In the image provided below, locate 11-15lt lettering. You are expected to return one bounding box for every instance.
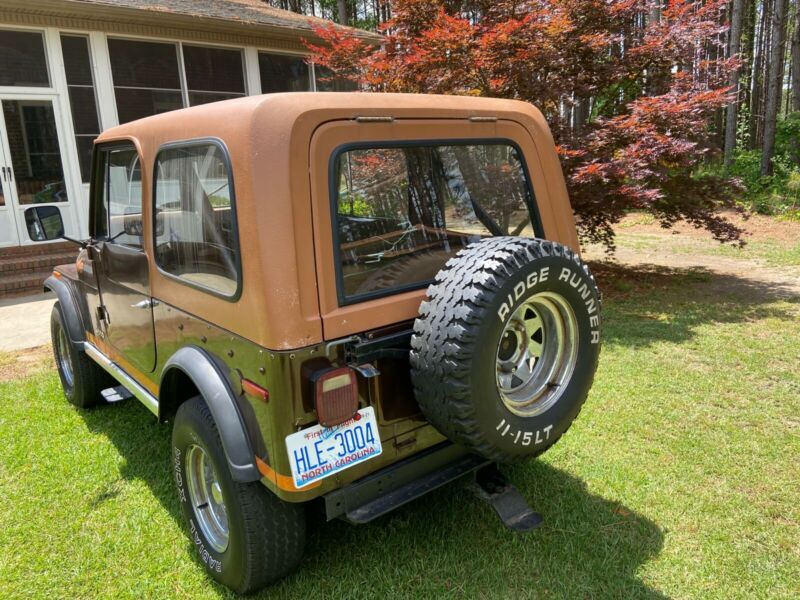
[496,419,553,446]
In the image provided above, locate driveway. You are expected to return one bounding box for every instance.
[0,293,56,351]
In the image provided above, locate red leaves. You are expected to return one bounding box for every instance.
[306,0,743,247]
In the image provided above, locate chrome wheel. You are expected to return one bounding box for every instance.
[56,324,74,388]
[495,292,579,417]
[185,444,229,552]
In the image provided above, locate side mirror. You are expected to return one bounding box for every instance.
[123,210,164,237]
[24,206,64,242]
[123,212,144,237]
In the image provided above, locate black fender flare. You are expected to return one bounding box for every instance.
[161,346,260,483]
[43,275,86,345]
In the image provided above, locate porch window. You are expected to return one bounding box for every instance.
[107,38,183,124]
[258,52,311,93]
[0,30,49,87]
[60,35,101,182]
[1,100,68,204]
[183,45,246,106]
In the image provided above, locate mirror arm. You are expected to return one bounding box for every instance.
[61,235,94,249]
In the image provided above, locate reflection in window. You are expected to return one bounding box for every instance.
[314,65,358,92]
[60,35,101,182]
[1,100,68,205]
[258,53,310,93]
[103,147,143,248]
[0,30,49,87]
[183,45,246,106]
[108,38,183,123]
[154,144,239,296]
[334,144,535,300]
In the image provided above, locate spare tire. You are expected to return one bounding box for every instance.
[410,237,601,463]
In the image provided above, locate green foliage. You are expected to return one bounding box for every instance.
[339,193,373,216]
[726,113,800,218]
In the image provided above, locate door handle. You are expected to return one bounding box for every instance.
[131,298,159,309]
[1,167,6,182]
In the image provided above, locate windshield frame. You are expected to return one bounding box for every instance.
[329,137,544,306]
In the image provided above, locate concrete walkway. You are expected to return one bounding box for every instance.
[0,293,55,352]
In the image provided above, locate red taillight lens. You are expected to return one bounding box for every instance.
[314,367,359,427]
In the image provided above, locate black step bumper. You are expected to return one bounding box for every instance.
[324,442,489,523]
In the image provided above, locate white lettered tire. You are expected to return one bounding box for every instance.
[172,396,305,593]
[410,238,601,462]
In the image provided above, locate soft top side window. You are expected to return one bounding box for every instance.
[91,143,144,249]
[153,139,240,299]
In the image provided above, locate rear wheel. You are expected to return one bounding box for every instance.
[51,303,113,408]
[172,396,305,593]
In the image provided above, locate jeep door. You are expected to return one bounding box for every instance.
[90,142,156,373]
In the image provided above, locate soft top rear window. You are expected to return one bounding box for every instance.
[332,140,541,304]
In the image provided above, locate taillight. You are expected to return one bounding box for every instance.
[314,367,359,427]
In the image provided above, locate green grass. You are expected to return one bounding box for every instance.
[1,264,799,599]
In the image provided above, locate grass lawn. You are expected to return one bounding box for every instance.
[1,262,798,599]
[612,231,800,269]
[612,211,800,268]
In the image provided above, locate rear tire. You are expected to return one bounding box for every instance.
[51,302,113,408]
[172,396,305,593]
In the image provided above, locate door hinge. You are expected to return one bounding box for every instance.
[96,305,110,325]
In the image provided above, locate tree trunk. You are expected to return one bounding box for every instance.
[739,0,757,146]
[792,0,800,112]
[646,2,671,95]
[761,0,789,175]
[573,97,589,137]
[750,0,770,148]
[725,0,747,166]
[337,0,348,24]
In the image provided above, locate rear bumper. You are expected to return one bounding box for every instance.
[324,441,490,523]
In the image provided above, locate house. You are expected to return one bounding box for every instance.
[0,0,374,295]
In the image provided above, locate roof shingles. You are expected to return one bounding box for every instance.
[67,0,372,35]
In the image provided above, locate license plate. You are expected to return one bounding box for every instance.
[285,407,382,489]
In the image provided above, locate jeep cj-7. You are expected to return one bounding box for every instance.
[43,93,601,593]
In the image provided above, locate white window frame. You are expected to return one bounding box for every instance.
[0,25,54,95]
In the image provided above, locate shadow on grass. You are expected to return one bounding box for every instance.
[589,260,800,349]
[79,400,665,598]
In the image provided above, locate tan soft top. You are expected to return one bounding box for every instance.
[97,93,575,350]
[98,92,552,143]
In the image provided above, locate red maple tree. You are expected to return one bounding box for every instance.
[306,0,744,249]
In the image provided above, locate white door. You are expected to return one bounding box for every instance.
[0,122,19,246]
[0,96,80,247]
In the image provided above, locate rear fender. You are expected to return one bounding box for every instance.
[161,346,261,483]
